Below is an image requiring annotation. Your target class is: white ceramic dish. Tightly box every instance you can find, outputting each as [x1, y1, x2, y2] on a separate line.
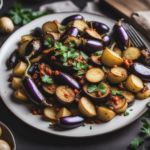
[0, 12, 150, 138]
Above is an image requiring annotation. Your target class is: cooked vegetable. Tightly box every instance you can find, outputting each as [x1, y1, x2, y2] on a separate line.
[8, 51, 18, 68]
[32, 27, 42, 37]
[82, 28, 102, 41]
[101, 47, 123, 67]
[13, 61, 27, 77]
[89, 54, 102, 67]
[0, 127, 2, 137]
[102, 34, 111, 48]
[69, 108, 82, 116]
[123, 47, 141, 61]
[62, 14, 84, 25]
[56, 85, 75, 106]
[63, 36, 80, 45]
[85, 68, 104, 83]
[140, 48, 150, 66]
[18, 40, 29, 59]
[135, 88, 150, 100]
[14, 87, 29, 101]
[0, 17, 14, 33]
[43, 32, 60, 42]
[87, 21, 109, 35]
[56, 107, 72, 119]
[132, 63, 150, 82]
[83, 83, 111, 103]
[107, 67, 128, 84]
[0, 140, 11, 150]
[44, 105, 57, 120]
[97, 106, 116, 122]
[42, 83, 57, 96]
[30, 54, 44, 63]
[42, 22, 58, 33]
[50, 116, 85, 129]
[28, 62, 39, 75]
[54, 71, 80, 90]
[113, 47, 122, 57]
[125, 74, 143, 93]
[78, 97, 97, 117]
[113, 18, 130, 50]
[21, 35, 34, 43]
[11, 77, 22, 90]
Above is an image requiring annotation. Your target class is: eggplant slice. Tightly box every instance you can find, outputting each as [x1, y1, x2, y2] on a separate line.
[85, 68, 104, 83]
[72, 20, 89, 32]
[43, 32, 60, 42]
[42, 22, 58, 33]
[83, 83, 111, 103]
[89, 54, 102, 67]
[42, 83, 57, 96]
[56, 85, 75, 106]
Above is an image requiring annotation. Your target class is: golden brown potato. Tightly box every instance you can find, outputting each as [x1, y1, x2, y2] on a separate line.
[14, 88, 29, 101]
[69, 108, 82, 116]
[135, 89, 150, 100]
[42, 22, 59, 33]
[0, 140, 11, 150]
[113, 47, 122, 57]
[21, 35, 34, 43]
[56, 107, 72, 119]
[13, 61, 27, 77]
[101, 47, 123, 67]
[11, 77, 22, 90]
[125, 74, 143, 93]
[0, 127, 2, 137]
[97, 106, 116, 122]
[107, 67, 128, 84]
[78, 97, 96, 117]
[72, 20, 89, 32]
[44, 106, 57, 120]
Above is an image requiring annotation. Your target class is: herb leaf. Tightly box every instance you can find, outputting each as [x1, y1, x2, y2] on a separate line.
[141, 119, 150, 136]
[124, 111, 129, 116]
[80, 51, 88, 60]
[69, 40, 76, 47]
[111, 91, 123, 95]
[130, 109, 133, 111]
[90, 126, 92, 130]
[98, 83, 106, 90]
[147, 102, 150, 107]
[94, 51, 103, 55]
[44, 38, 53, 48]
[41, 75, 53, 84]
[102, 66, 105, 72]
[63, 62, 68, 66]
[59, 26, 66, 30]
[60, 53, 67, 62]
[129, 139, 144, 150]
[87, 85, 97, 93]
[66, 85, 69, 89]
[77, 71, 85, 75]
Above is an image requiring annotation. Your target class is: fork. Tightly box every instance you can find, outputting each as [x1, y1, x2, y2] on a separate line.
[124, 25, 150, 66]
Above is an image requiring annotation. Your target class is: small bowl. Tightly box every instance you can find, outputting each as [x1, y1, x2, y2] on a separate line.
[0, 122, 16, 150]
[0, 0, 3, 9]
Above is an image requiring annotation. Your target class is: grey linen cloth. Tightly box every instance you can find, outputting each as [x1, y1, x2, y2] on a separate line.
[39, 0, 150, 41]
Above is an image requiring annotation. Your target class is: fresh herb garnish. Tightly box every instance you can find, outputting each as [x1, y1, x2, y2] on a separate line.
[141, 119, 150, 137]
[41, 75, 53, 84]
[44, 38, 53, 48]
[142, 146, 145, 150]
[59, 26, 66, 30]
[94, 51, 103, 55]
[80, 51, 88, 60]
[124, 111, 129, 116]
[77, 35, 81, 38]
[129, 138, 144, 150]
[77, 71, 85, 75]
[102, 66, 105, 72]
[65, 85, 69, 89]
[82, 124, 85, 127]
[69, 40, 76, 47]
[87, 83, 106, 95]
[147, 102, 150, 107]
[8, 3, 50, 25]
[111, 91, 123, 95]
[63, 62, 68, 66]
[130, 109, 133, 111]
[30, 29, 34, 32]
[144, 112, 150, 117]
[90, 126, 92, 130]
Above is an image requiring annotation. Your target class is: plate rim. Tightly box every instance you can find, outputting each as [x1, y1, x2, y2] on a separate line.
[0, 11, 149, 138]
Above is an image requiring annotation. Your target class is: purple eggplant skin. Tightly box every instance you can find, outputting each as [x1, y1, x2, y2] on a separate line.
[128, 99, 135, 107]
[25, 39, 42, 57]
[80, 39, 103, 54]
[8, 51, 18, 68]
[102, 35, 111, 48]
[32, 27, 42, 37]
[132, 63, 150, 82]
[54, 71, 80, 90]
[28, 62, 40, 75]
[140, 48, 150, 66]
[88, 21, 109, 35]
[113, 18, 130, 50]
[22, 77, 51, 106]
[61, 14, 84, 25]
[59, 116, 85, 129]
[61, 27, 79, 39]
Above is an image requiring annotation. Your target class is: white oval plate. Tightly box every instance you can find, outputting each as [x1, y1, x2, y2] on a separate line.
[0, 12, 150, 138]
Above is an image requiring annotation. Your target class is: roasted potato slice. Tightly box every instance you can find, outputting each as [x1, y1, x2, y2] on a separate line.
[135, 88, 150, 100]
[125, 74, 143, 93]
[21, 35, 34, 43]
[56, 107, 72, 119]
[113, 47, 122, 57]
[44, 105, 57, 120]
[11, 77, 22, 90]
[107, 67, 128, 84]
[42, 22, 58, 33]
[72, 20, 88, 32]
[63, 36, 80, 45]
[101, 47, 123, 67]
[14, 88, 29, 101]
[97, 106, 116, 122]
[78, 97, 97, 117]
[0, 127, 2, 137]
[13, 61, 27, 77]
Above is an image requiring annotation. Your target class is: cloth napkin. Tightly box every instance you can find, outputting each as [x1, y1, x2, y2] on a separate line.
[39, 0, 150, 41]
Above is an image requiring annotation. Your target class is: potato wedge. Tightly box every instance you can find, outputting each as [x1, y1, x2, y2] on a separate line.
[21, 35, 34, 43]
[113, 47, 122, 57]
[125, 74, 143, 93]
[73, 20, 88, 32]
[135, 88, 150, 100]
[78, 97, 96, 117]
[97, 106, 116, 122]
[56, 107, 72, 119]
[11, 77, 22, 90]
[101, 47, 123, 67]
[69, 108, 82, 116]
[0, 127, 2, 137]
[42, 22, 58, 33]
[44, 106, 57, 120]
[14, 88, 29, 101]
[13, 61, 27, 77]
[107, 67, 128, 84]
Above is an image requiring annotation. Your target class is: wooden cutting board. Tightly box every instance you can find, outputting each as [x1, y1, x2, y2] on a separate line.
[101, 0, 150, 22]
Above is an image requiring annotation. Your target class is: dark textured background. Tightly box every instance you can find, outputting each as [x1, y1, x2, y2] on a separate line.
[0, 0, 149, 150]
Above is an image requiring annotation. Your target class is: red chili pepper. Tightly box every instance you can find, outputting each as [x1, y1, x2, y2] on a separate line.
[64, 93, 70, 98]
[74, 89, 79, 94]
[75, 98, 79, 103]
[32, 110, 37, 115]
[113, 96, 119, 101]
[79, 79, 84, 85]
[123, 59, 129, 68]
[56, 108, 60, 112]
[47, 69, 52, 75]
[55, 70, 59, 75]
[53, 118, 57, 121]
[37, 82, 42, 87]
[88, 65, 93, 70]
[77, 59, 81, 63]
[90, 120, 94, 124]
[43, 51, 49, 54]
[51, 56, 56, 60]
[53, 20, 58, 23]
[39, 70, 45, 76]
[122, 57, 125, 60]
[128, 60, 132, 63]
[89, 28, 93, 31]
[97, 92, 101, 97]
[113, 65, 117, 68]
[115, 101, 119, 105]
[33, 74, 38, 79]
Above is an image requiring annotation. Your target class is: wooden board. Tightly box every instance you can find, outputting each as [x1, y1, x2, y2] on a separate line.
[101, 0, 150, 22]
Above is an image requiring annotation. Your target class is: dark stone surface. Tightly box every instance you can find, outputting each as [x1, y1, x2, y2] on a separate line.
[0, 0, 149, 150]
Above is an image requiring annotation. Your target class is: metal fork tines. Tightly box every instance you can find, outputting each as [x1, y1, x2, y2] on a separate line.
[125, 25, 147, 50]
